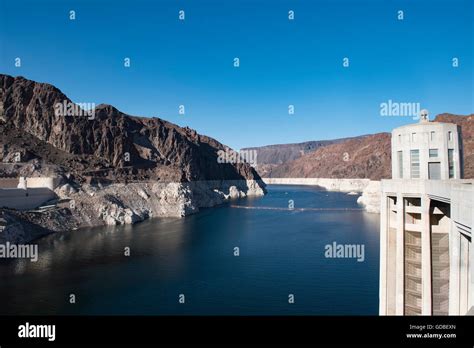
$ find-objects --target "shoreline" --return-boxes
[262,178,381,213]
[0,179,266,244]
[263,178,370,192]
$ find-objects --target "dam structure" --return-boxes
[0,177,58,210]
[379,110,474,315]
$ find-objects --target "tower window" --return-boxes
[448,131,453,141]
[429,149,438,158]
[430,131,435,141]
[412,133,416,142]
[448,149,455,178]
[410,150,420,179]
[397,151,403,178]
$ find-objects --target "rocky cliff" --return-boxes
[0,74,263,183]
[0,74,266,241]
[263,114,473,180]
[267,133,392,180]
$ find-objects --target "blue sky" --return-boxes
[0,0,473,149]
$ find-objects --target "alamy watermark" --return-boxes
[380,99,421,120]
[324,241,365,262]
[0,242,38,262]
[18,322,55,341]
[217,149,257,167]
[54,100,95,120]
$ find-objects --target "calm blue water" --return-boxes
[0,185,380,315]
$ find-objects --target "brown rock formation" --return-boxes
[0,74,262,184]
[268,133,392,180]
[265,114,473,180]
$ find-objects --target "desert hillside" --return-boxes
[261,114,473,180]
[0,74,261,184]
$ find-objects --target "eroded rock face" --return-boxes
[267,134,392,180]
[0,74,265,185]
[0,209,78,244]
[356,180,381,213]
[0,74,267,241]
[54,179,265,227]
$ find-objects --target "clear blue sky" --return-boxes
[1,0,473,150]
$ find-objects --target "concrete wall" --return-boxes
[391,122,461,180]
[25,177,58,190]
[380,179,474,316]
[0,187,56,210]
[0,177,59,189]
[450,184,474,235]
[0,177,59,210]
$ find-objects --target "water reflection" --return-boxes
[0,186,380,315]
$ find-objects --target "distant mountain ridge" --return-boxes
[256,114,473,180]
[266,133,392,180]
[242,136,368,165]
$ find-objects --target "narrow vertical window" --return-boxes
[448,131,452,141]
[448,149,454,178]
[430,131,435,141]
[410,150,420,178]
[397,151,403,178]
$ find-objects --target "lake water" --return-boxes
[0,185,380,315]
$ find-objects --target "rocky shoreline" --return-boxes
[0,74,269,244]
[59,179,266,224]
[0,179,266,244]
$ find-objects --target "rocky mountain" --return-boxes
[242,136,366,165]
[264,114,473,180]
[0,74,262,184]
[267,133,392,180]
[0,74,266,240]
